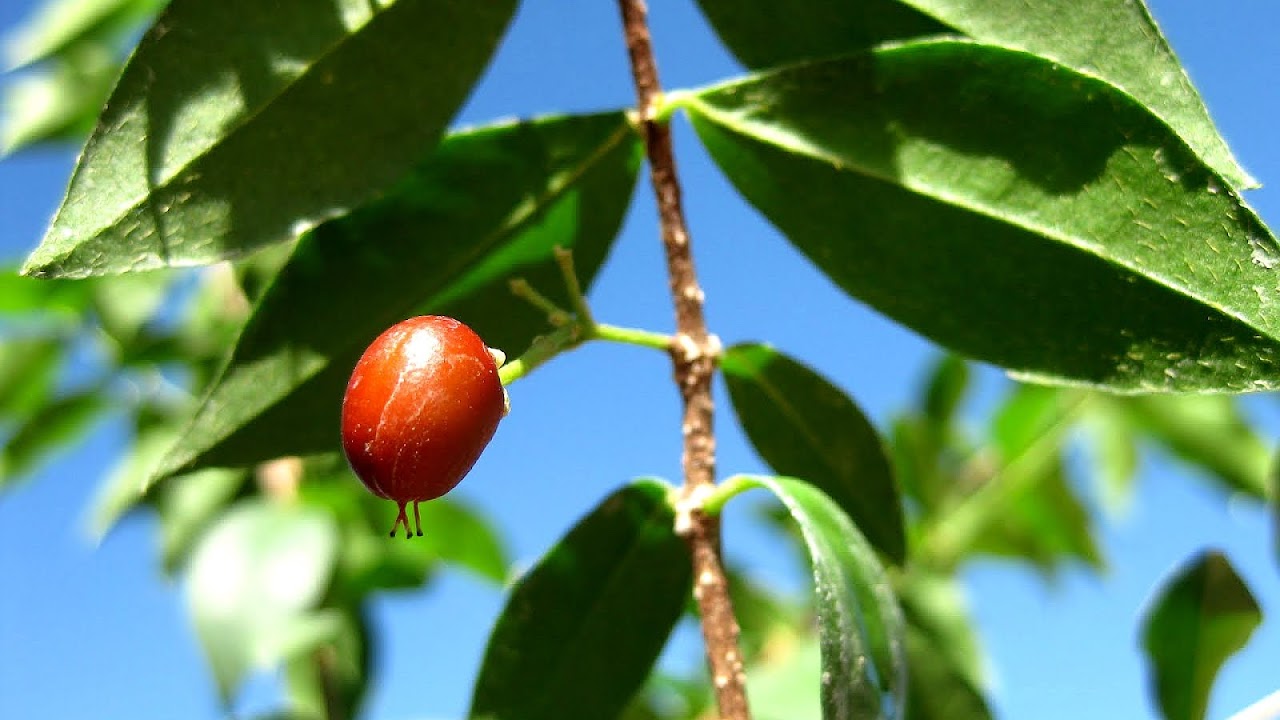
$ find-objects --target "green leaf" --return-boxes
[1,389,107,487]
[922,354,969,430]
[1120,395,1270,499]
[693,0,1251,189]
[1140,551,1261,720]
[981,385,1101,571]
[902,625,991,720]
[695,0,947,69]
[89,413,247,557]
[0,338,61,418]
[748,638,822,720]
[1080,399,1141,515]
[186,499,340,701]
[895,571,984,690]
[729,475,906,720]
[283,606,372,720]
[155,112,640,478]
[5,0,161,68]
[22,0,517,278]
[469,479,691,720]
[721,343,906,563]
[2,45,121,153]
[727,567,805,664]
[0,269,92,316]
[682,40,1280,392]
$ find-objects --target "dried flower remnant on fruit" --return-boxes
[341,316,506,538]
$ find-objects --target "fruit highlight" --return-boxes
[341,316,506,538]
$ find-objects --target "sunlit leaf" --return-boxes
[683,40,1280,392]
[23,0,517,277]
[693,0,1252,188]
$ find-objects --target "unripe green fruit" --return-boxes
[341,316,505,537]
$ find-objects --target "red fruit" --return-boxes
[341,316,505,538]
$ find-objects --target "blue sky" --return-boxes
[1,1,1278,719]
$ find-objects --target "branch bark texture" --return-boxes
[614,2,750,718]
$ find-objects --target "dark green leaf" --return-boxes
[922,355,969,430]
[1141,551,1261,720]
[155,112,640,478]
[1,389,106,487]
[721,343,905,563]
[1121,395,1270,499]
[187,499,341,701]
[469,479,690,720]
[693,0,1251,188]
[23,0,517,278]
[695,0,947,69]
[731,475,906,720]
[683,40,1280,392]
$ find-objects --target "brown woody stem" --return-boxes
[615,1,749,718]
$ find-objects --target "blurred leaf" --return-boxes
[692,0,1251,188]
[730,475,906,720]
[1081,399,1141,515]
[902,625,991,720]
[0,337,61,418]
[156,467,248,573]
[1121,395,1270,499]
[721,343,906,564]
[895,571,984,689]
[683,40,1280,392]
[748,638,821,720]
[0,388,107,488]
[155,112,640,478]
[284,607,372,720]
[921,385,1101,572]
[469,479,690,720]
[186,499,340,701]
[91,270,173,348]
[2,44,120,153]
[5,0,161,68]
[0,269,92,316]
[1140,551,1261,720]
[22,0,517,278]
[923,355,969,430]
[727,567,805,664]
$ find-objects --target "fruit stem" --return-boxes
[497,324,582,386]
[593,323,672,350]
[615,1,749,718]
[509,278,573,327]
[554,246,597,327]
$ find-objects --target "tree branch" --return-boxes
[614,2,750,718]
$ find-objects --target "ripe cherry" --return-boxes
[341,316,506,538]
